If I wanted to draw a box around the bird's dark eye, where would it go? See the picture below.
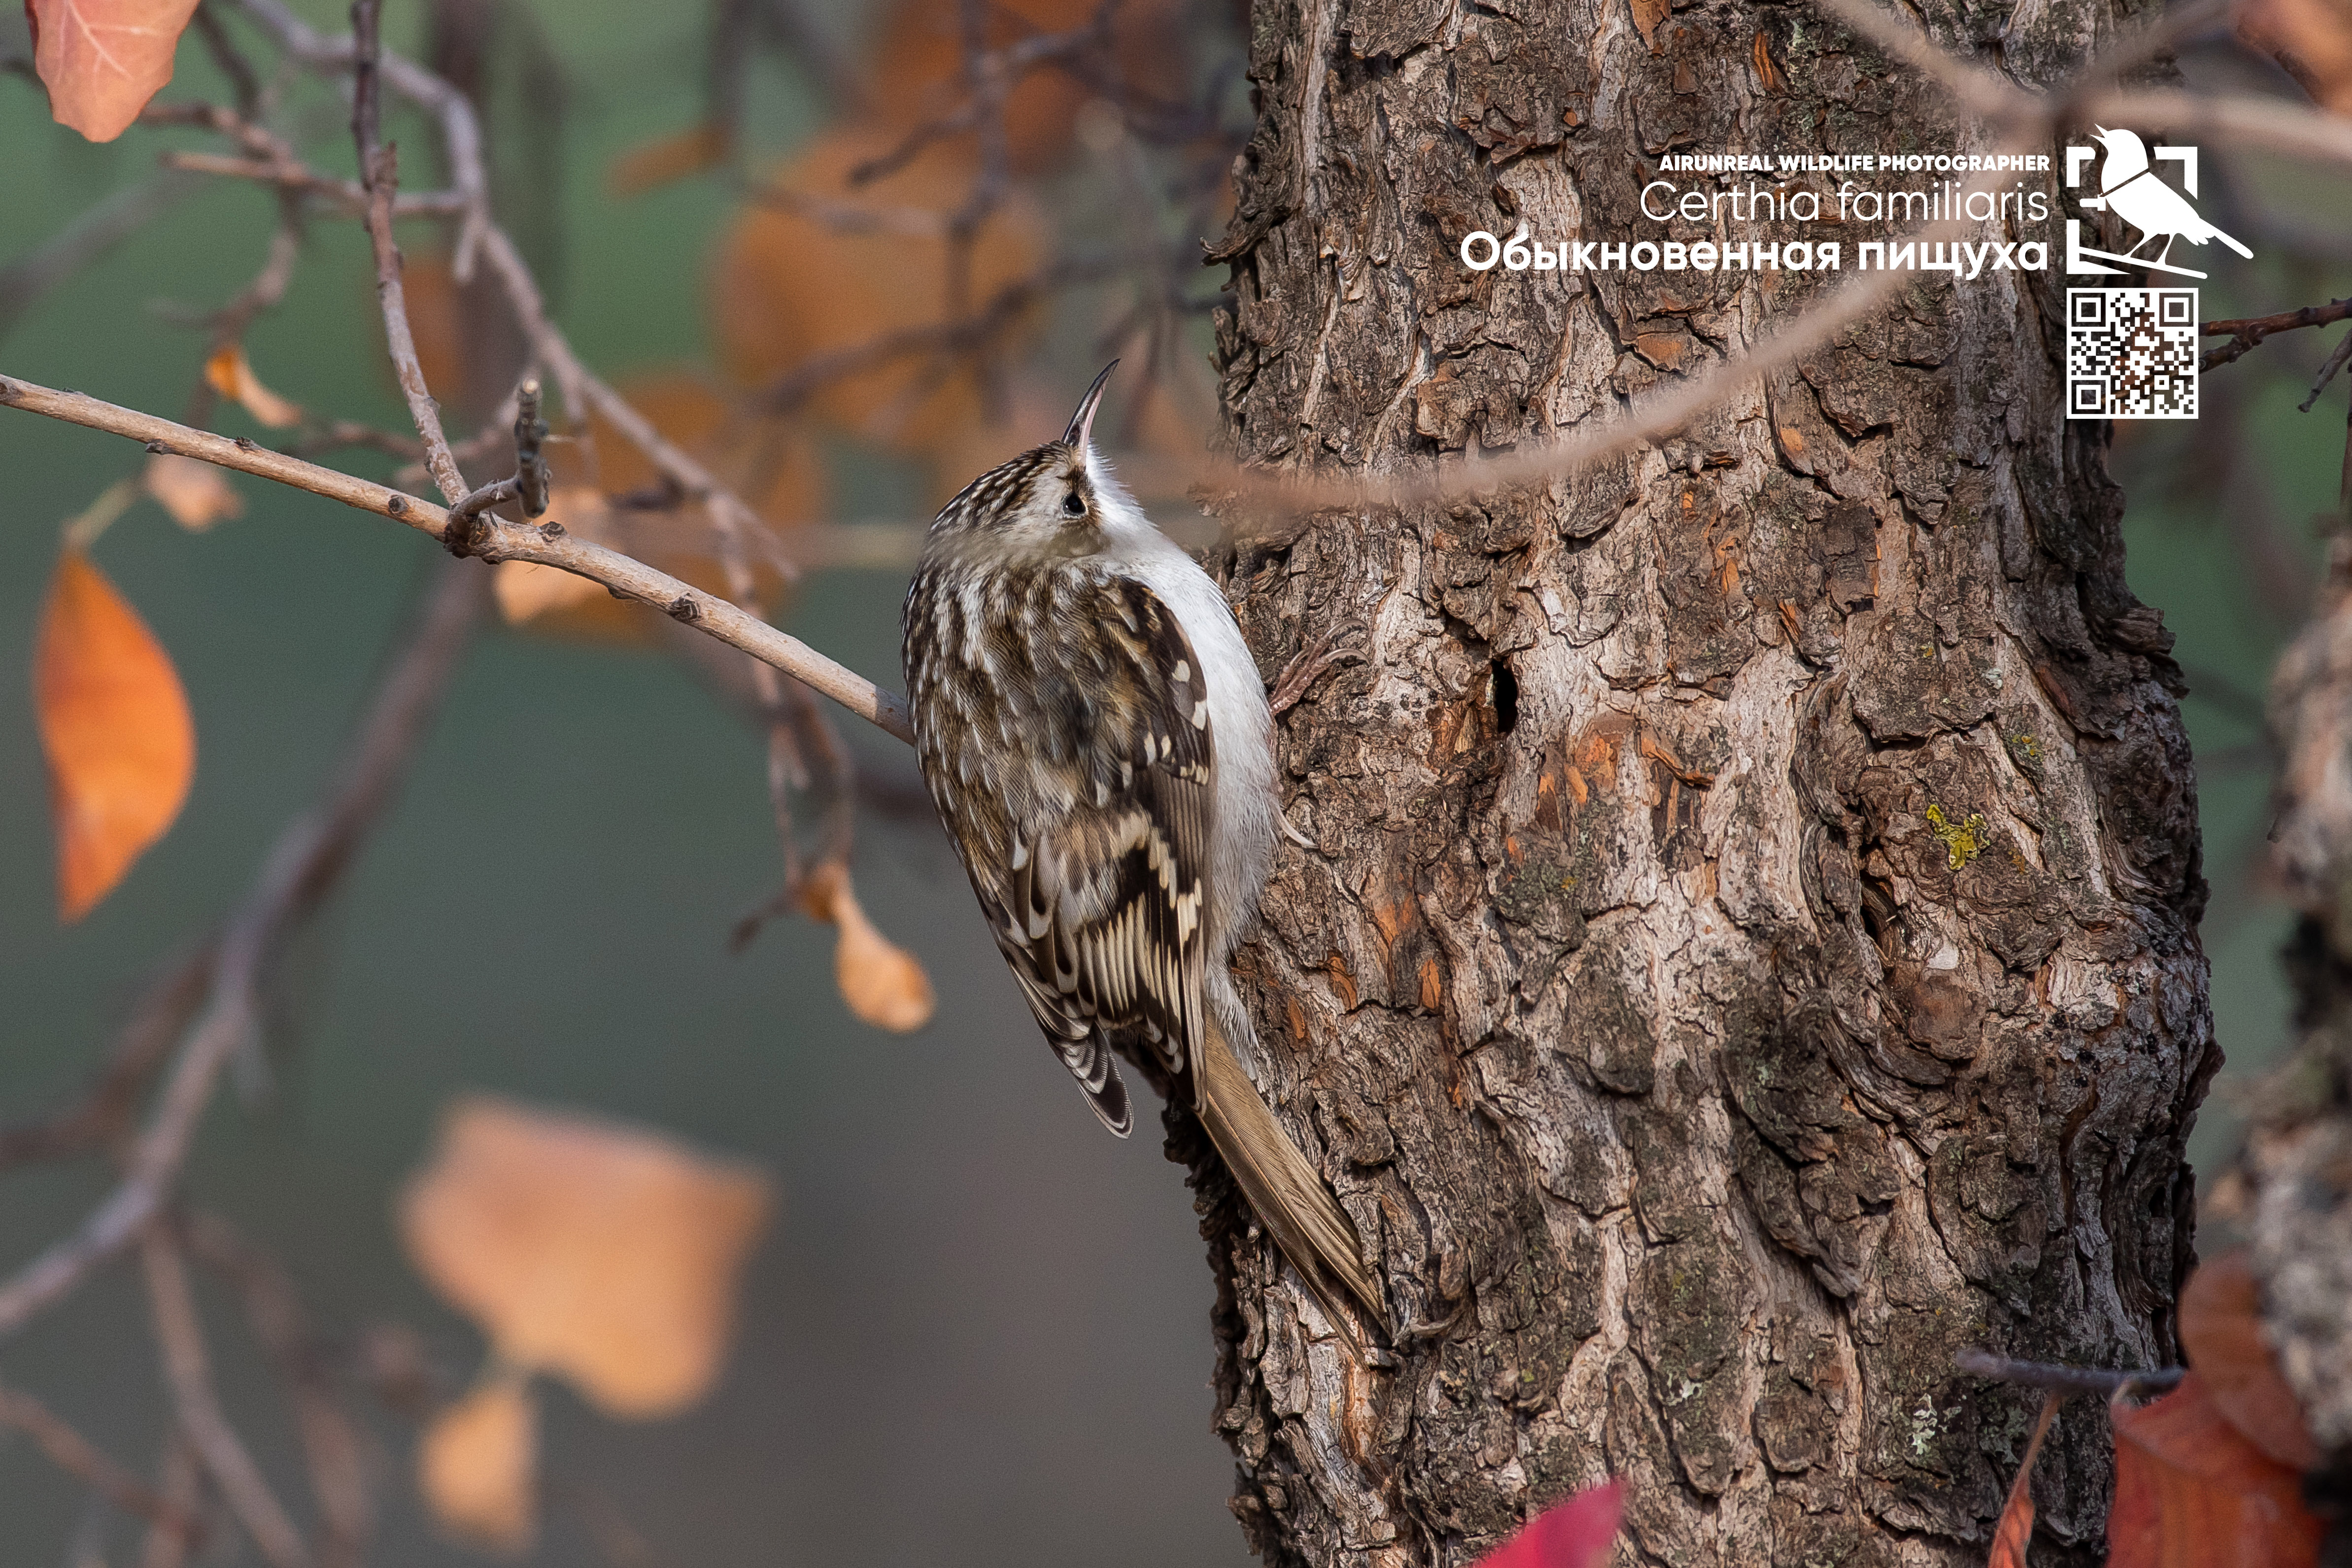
[1061,490,1087,517]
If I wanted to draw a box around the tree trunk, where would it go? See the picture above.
[2254,530,2352,1552]
[1187,2,2216,1563]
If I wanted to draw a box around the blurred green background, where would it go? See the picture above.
[0,3,2344,1564]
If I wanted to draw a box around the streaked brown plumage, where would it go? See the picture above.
[901,366,1387,1336]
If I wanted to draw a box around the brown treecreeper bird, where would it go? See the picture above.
[900,364,1386,1337]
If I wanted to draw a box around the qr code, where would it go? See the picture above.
[2067,288,2198,419]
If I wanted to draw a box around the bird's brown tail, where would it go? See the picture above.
[1196,1022,1389,1341]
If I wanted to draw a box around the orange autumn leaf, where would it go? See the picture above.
[610,121,731,196]
[418,1375,537,1555]
[400,1096,773,1419]
[142,452,244,531]
[799,862,936,1033]
[2108,1371,2322,1568]
[397,253,465,402]
[2180,1250,2322,1470]
[204,344,303,429]
[26,0,202,142]
[1990,1394,2061,1568]
[712,125,1045,451]
[872,0,1192,172]
[34,549,196,922]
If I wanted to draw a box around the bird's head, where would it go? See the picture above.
[927,362,1128,553]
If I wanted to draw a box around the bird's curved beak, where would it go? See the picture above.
[1063,361,1118,449]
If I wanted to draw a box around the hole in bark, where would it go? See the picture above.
[1490,659,1518,734]
[1859,873,1900,959]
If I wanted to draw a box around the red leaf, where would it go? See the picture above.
[26,0,203,142]
[1476,1478,1626,1568]
[2179,1250,2322,1470]
[2109,1372,2321,1568]
[34,548,196,921]
[1990,1394,2061,1568]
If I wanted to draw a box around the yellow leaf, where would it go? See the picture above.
[35,548,196,921]
[609,122,731,196]
[203,344,303,429]
[26,0,202,142]
[418,1375,537,1555]
[801,863,936,1033]
[142,453,244,531]
[399,1096,773,1418]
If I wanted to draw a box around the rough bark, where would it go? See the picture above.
[2251,527,2352,1552]
[1181,1,2216,1564]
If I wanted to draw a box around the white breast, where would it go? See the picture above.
[1086,460,1276,963]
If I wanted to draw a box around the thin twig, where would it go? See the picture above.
[0,1380,206,1546]
[234,0,491,276]
[190,2,265,117]
[0,374,913,740]
[443,380,552,553]
[182,1210,371,1568]
[2200,297,2352,372]
[0,560,488,1345]
[139,1436,204,1568]
[2303,328,2352,413]
[474,224,778,574]
[159,149,467,216]
[0,943,215,1171]
[140,1226,315,1568]
[351,0,468,507]
[1956,1348,2187,1396]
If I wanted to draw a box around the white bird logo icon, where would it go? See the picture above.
[2080,127,2251,273]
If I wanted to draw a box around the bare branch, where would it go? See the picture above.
[182,1211,371,1568]
[234,0,491,277]
[0,942,214,1171]
[350,0,468,507]
[140,1226,315,1568]
[2083,85,2352,169]
[2201,297,2352,372]
[0,1380,206,1546]
[138,1436,204,1568]
[1956,1348,2187,1396]
[473,224,780,576]
[0,374,914,741]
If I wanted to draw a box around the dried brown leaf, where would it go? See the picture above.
[1990,1394,2061,1568]
[801,862,936,1033]
[2179,1250,2322,1469]
[143,453,244,531]
[26,0,202,141]
[610,122,731,195]
[203,344,303,429]
[2109,1371,2322,1568]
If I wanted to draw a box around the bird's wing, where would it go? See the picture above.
[965,574,1216,1135]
